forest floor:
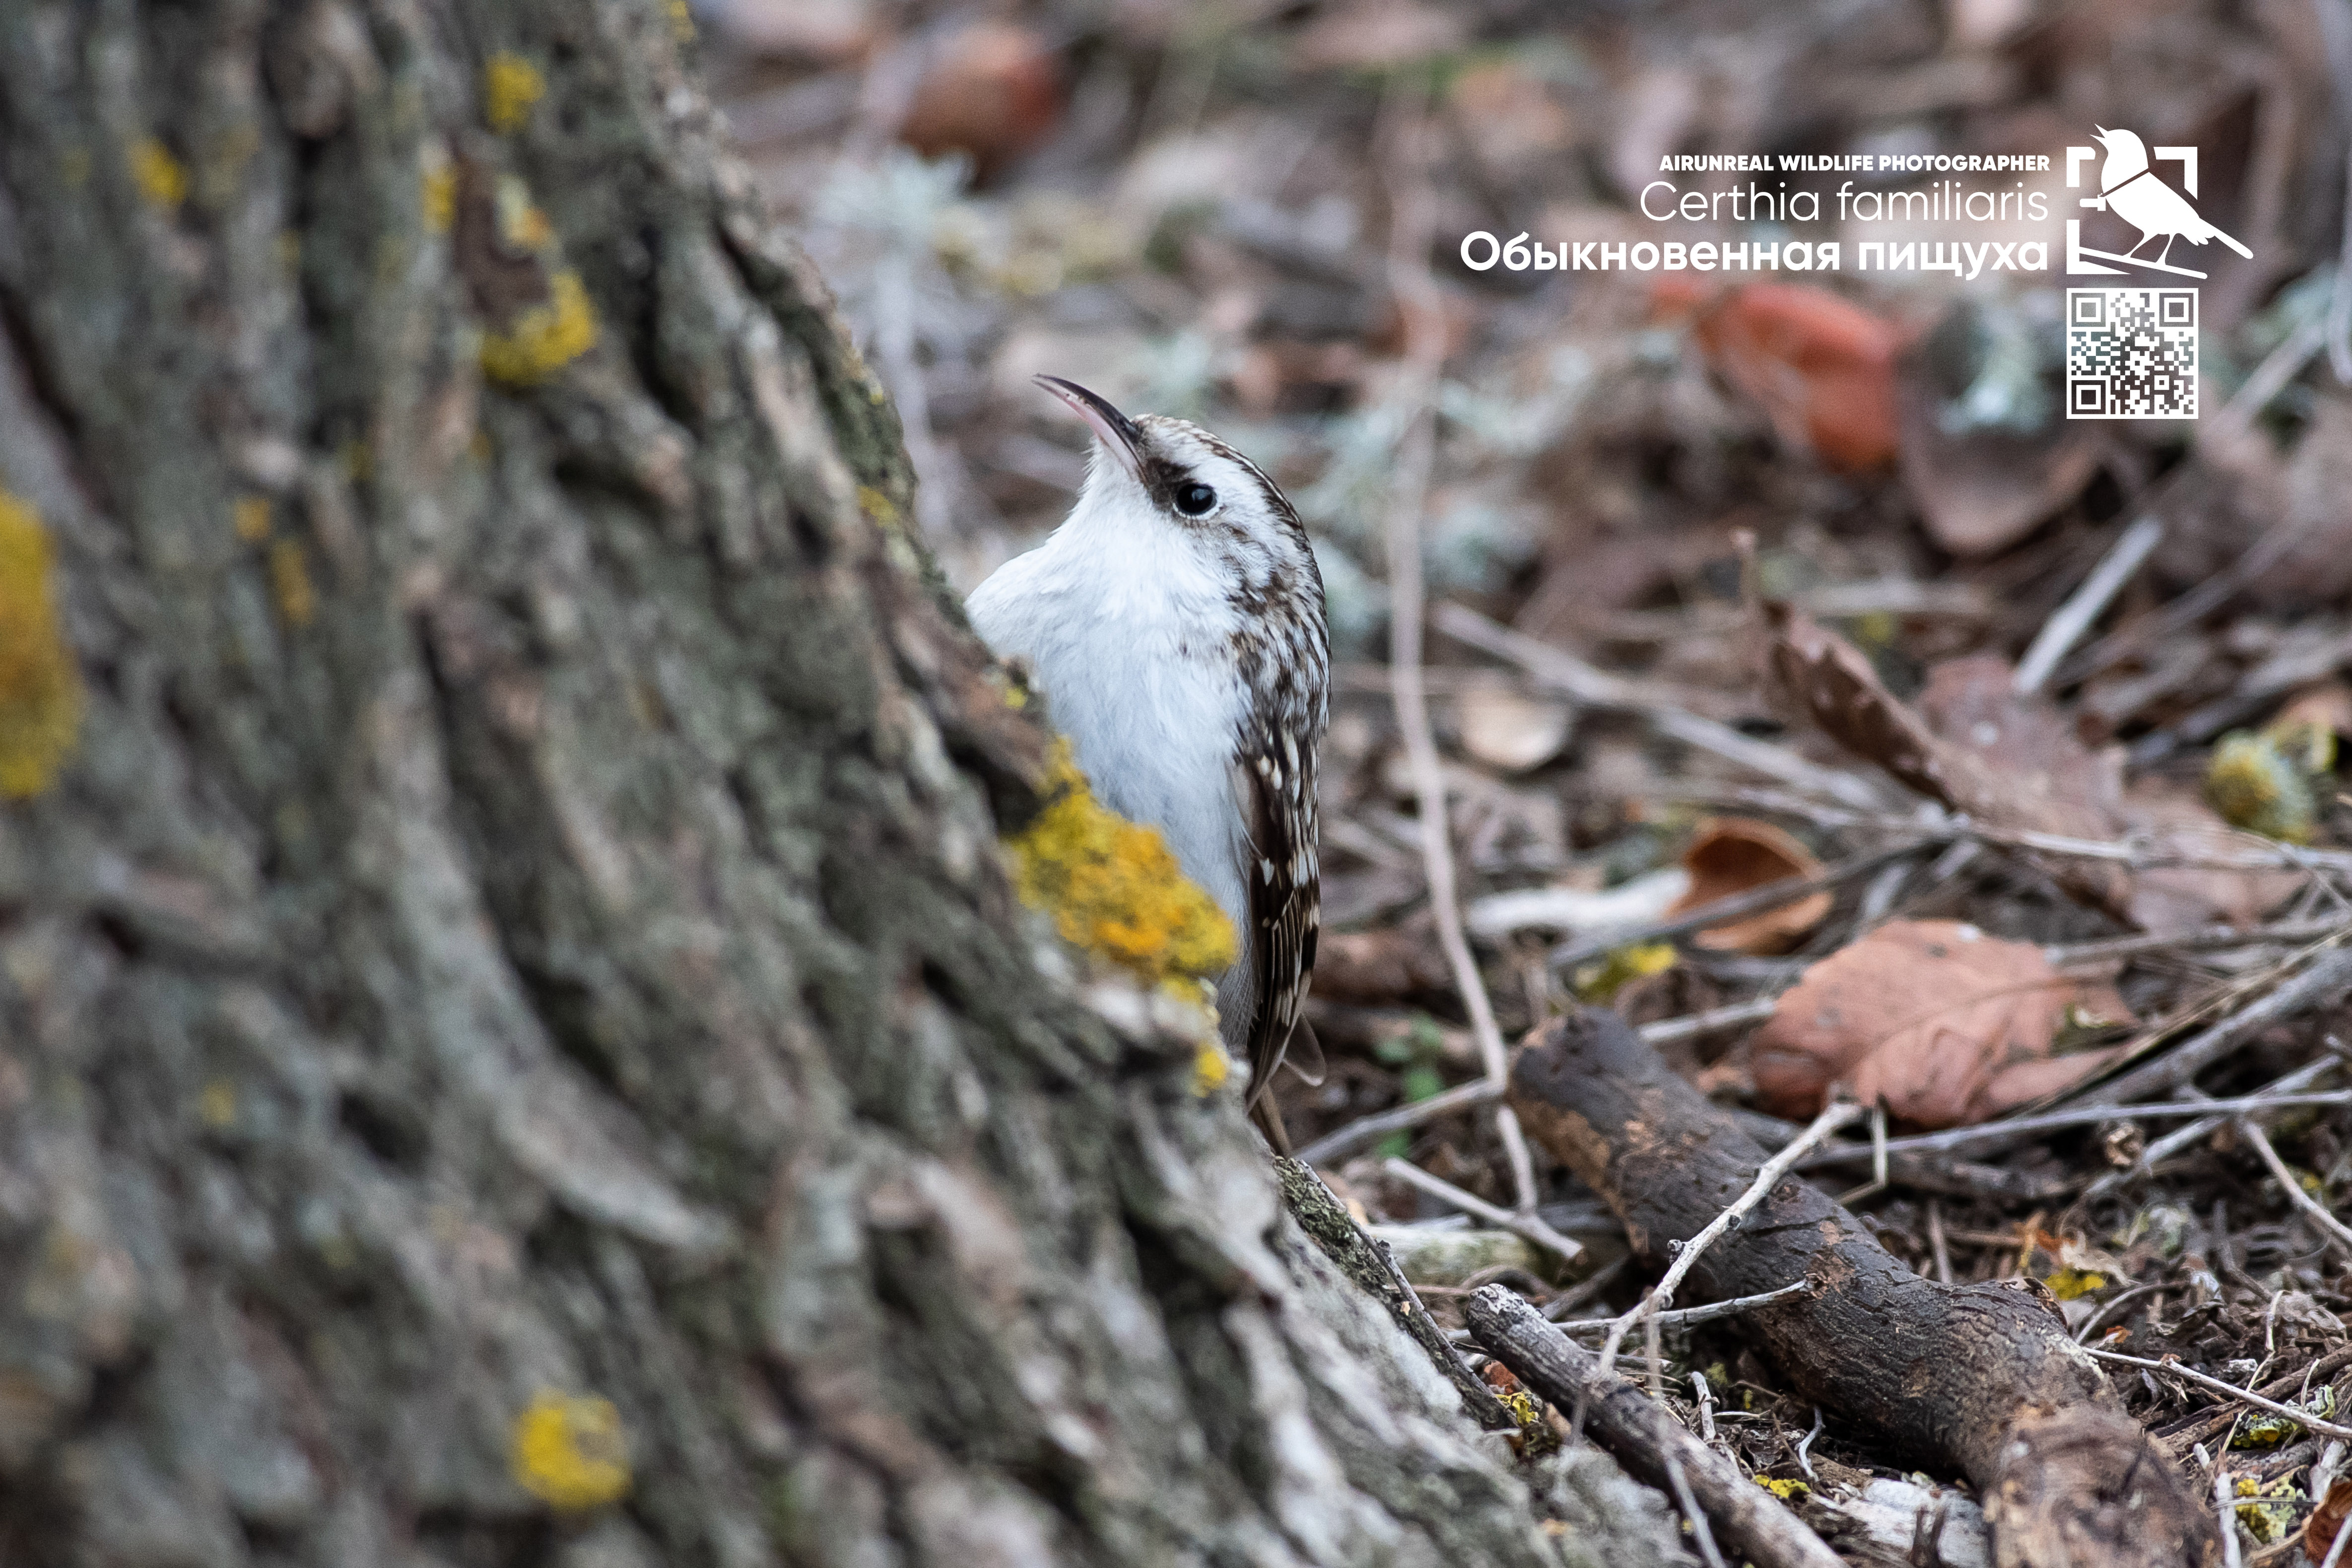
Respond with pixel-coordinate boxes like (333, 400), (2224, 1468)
(705, 0), (2352, 1559)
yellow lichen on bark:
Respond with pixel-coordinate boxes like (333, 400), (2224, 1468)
(480, 271), (599, 387)
(1189, 1041), (1231, 1095)
(483, 53), (547, 135)
(510, 1391), (631, 1510)
(269, 539), (317, 628)
(420, 161), (456, 234)
(233, 494), (271, 542)
(1007, 741), (1235, 984)
(128, 138), (186, 211)
(0, 487), (82, 799)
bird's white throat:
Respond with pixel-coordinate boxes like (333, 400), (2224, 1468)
(966, 475), (1258, 961)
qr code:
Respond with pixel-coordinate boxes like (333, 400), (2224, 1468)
(2067, 288), (2197, 419)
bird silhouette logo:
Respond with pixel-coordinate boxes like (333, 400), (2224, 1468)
(2066, 129), (2251, 278)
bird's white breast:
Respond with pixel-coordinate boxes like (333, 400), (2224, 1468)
(966, 504), (1254, 950)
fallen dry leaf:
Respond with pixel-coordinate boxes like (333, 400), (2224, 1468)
(1456, 682), (1573, 773)
(1761, 622), (2297, 931)
(897, 23), (1064, 179)
(1897, 375), (2102, 556)
(1664, 817), (1830, 954)
(2308, 1477), (2352, 1562)
(1750, 920), (2131, 1126)
(2120, 779), (2302, 930)
(1763, 610), (2134, 920)
(1686, 283), (1902, 472)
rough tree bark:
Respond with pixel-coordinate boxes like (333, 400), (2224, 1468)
(0, 3), (1684, 1564)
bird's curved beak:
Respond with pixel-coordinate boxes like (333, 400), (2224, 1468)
(1036, 376), (1144, 483)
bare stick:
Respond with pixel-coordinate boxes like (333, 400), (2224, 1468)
(2236, 1115), (2352, 1258)
(1468, 1288), (1849, 1568)
(2060, 501), (2320, 688)
(1374, 102), (1542, 1223)
(1792, 1091), (2352, 1168)
(1663, 1446), (1730, 1568)
(2216, 1465), (2244, 1568)
(1433, 602), (1886, 812)
(1544, 1255), (1631, 1320)
(1593, 1101), (1867, 1379)
(1927, 1200), (1953, 1286)
(1553, 1279), (1813, 1334)
(2047, 919), (2351, 967)
(2086, 1349), (2352, 1442)
(2015, 515), (2165, 694)
(1295, 1078), (1499, 1165)
(2209, 308), (2330, 446)
(2072, 942), (2352, 1109)
(1380, 1157), (1585, 1267)
(1638, 996), (1781, 1045)
(2085, 1058), (2341, 1200)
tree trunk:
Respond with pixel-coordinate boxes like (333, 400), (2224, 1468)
(0, 4), (1679, 1563)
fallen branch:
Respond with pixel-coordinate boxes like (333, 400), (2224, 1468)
(1509, 1007), (2218, 1568)
(1591, 1100), (1865, 1387)
(1467, 1287), (1848, 1568)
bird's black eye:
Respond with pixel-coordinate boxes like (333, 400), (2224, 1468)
(1174, 481), (1217, 516)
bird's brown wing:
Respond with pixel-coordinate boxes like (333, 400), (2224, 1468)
(1237, 729), (1320, 1153)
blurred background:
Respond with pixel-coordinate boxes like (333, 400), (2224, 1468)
(689, 0), (2352, 1257)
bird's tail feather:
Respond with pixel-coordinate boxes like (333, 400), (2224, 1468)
(1251, 1093), (1291, 1155)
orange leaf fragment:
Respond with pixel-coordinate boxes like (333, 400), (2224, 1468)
(1689, 283), (1901, 472)
(1663, 817), (1829, 954)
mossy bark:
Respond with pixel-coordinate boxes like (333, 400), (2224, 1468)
(0, 2), (1679, 1563)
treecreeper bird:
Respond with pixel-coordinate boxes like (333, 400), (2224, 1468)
(968, 377), (1329, 1151)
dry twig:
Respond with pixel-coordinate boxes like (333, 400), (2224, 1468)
(2088, 1348), (2352, 1442)
(2014, 515), (2165, 696)
(1379, 1157), (1584, 1266)
(1372, 97), (1547, 1224)
(1435, 601), (1886, 811)
(2234, 1115), (2352, 1258)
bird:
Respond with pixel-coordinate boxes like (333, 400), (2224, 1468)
(2082, 127), (2251, 269)
(967, 377), (1329, 1151)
